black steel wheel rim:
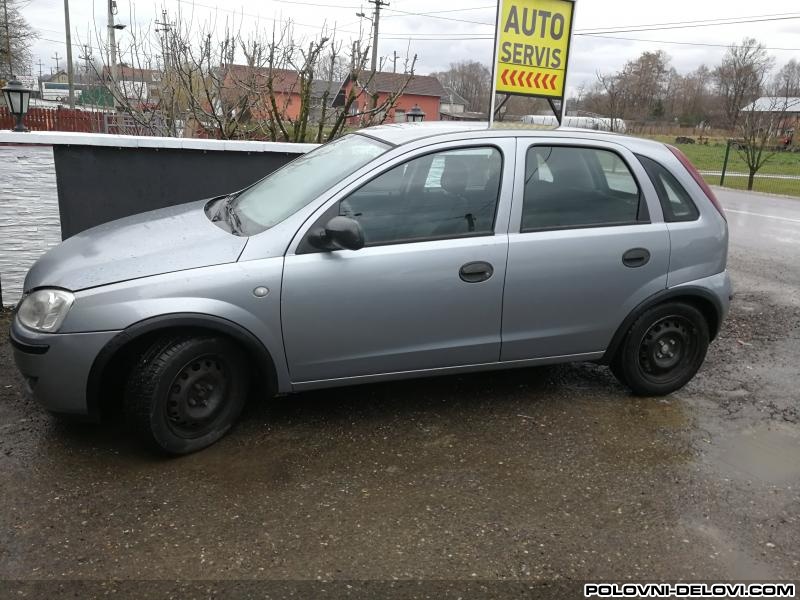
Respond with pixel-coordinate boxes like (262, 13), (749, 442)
(637, 316), (698, 384)
(166, 354), (230, 438)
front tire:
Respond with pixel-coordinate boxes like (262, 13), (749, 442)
(124, 335), (249, 455)
(613, 302), (709, 396)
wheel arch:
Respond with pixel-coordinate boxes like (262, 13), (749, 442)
(86, 313), (279, 420)
(601, 286), (722, 365)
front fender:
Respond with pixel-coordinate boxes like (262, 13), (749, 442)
(63, 259), (290, 394)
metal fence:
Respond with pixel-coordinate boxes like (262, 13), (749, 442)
(709, 140), (798, 197)
(669, 138), (799, 198)
(0, 106), (106, 133)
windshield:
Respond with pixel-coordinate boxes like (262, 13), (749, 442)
(231, 134), (390, 235)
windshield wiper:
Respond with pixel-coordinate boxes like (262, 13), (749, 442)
(208, 193), (243, 234)
(224, 197), (244, 235)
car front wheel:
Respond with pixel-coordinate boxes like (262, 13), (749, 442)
(613, 302), (710, 396)
(124, 335), (249, 454)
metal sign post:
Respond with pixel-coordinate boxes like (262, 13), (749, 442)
(489, 0), (575, 126)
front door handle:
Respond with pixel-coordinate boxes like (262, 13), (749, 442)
(459, 261), (494, 283)
(622, 248), (651, 268)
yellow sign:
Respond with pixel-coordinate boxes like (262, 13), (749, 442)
(494, 0), (574, 98)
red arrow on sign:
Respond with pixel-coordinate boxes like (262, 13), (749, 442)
(501, 69), (509, 85)
(532, 73), (541, 88)
(511, 70), (519, 86)
(549, 74), (557, 90)
(525, 72), (534, 87)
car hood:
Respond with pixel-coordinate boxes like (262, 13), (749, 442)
(25, 199), (247, 292)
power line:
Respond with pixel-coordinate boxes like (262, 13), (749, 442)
(577, 33), (800, 52)
(233, 0), (361, 7)
(41, 29), (797, 54)
(382, 6), (492, 26)
(577, 14), (800, 35)
(576, 11), (800, 32)
(379, 13), (800, 42)
(33, 6), (800, 58)
(383, 5), (495, 18)
(169, 0), (360, 35)
(378, 10), (800, 33)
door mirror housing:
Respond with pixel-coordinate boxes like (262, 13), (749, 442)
(308, 216), (365, 251)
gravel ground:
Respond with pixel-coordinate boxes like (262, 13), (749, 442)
(1, 190), (798, 599)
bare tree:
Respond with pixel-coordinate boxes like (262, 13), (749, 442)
(0, 0), (38, 78)
(736, 91), (792, 191)
(84, 6), (415, 142)
(774, 59), (800, 98)
(619, 50), (672, 120)
(673, 65), (713, 126)
(713, 38), (773, 130)
(594, 71), (626, 131)
(431, 60), (491, 112)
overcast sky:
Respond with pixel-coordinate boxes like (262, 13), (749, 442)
(21, 0), (800, 92)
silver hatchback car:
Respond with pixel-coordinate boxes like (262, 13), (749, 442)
(11, 123), (731, 454)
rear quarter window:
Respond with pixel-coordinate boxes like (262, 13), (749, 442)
(636, 154), (700, 222)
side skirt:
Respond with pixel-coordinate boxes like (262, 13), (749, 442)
(291, 351), (605, 392)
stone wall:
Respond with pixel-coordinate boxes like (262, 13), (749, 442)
(0, 145), (61, 306)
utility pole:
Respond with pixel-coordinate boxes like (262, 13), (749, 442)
(367, 0), (388, 75)
(155, 9), (175, 132)
(78, 44), (92, 75)
(52, 51), (62, 71)
(2, 0), (12, 77)
(155, 9), (173, 68)
(108, 0), (119, 107)
(392, 50), (397, 73)
(63, 0), (75, 108)
(37, 58), (44, 78)
(366, 0), (388, 110)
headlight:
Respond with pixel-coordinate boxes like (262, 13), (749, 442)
(16, 289), (75, 333)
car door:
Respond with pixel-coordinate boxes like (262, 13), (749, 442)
(281, 138), (516, 386)
(501, 139), (670, 362)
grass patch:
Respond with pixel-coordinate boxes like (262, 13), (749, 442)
(636, 134), (800, 197)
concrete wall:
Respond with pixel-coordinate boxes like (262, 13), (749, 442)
(0, 131), (315, 306)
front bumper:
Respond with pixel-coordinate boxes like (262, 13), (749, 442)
(10, 317), (120, 418)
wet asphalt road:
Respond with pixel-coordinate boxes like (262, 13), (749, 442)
(1, 188), (799, 597)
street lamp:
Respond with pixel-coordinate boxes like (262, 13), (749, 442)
(2, 79), (33, 132)
(406, 104), (425, 122)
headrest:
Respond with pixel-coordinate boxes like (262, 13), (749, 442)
(441, 157), (468, 195)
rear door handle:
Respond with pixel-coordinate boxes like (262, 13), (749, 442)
(459, 261), (494, 283)
(622, 248), (651, 268)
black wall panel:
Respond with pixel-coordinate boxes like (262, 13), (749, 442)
(52, 145), (302, 238)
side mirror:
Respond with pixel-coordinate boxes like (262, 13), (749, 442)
(308, 216), (365, 251)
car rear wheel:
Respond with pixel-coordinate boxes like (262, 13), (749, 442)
(613, 302), (709, 396)
(124, 335), (249, 454)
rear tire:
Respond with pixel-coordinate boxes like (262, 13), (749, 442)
(124, 335), (249, 455)
(613, 302), (709, 396)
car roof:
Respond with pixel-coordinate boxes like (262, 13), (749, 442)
(360, 121), (666, 155)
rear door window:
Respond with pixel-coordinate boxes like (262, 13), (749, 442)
(522, 146), (646, 231)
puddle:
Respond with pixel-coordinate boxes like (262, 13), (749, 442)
(681, 520), (776, 580)
(703, 424), (800, 484)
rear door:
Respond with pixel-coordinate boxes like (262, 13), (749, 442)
(501, 139), (670, 361)
(282, 138), (516, 385)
